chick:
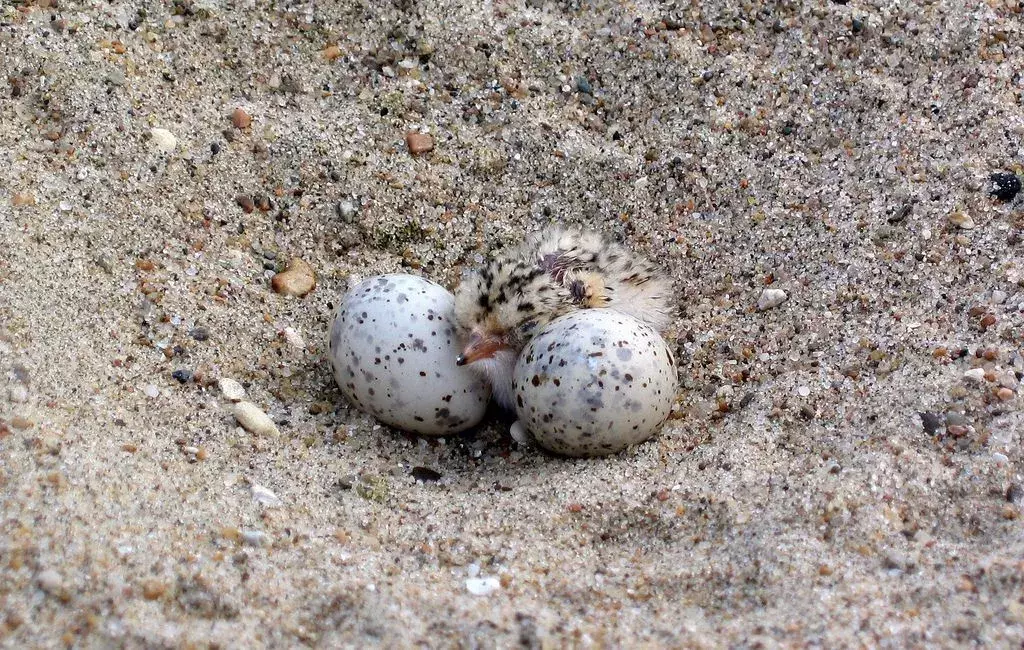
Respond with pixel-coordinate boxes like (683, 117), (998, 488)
(453, 227), (674, 408)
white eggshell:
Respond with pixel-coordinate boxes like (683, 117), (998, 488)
(328, 274), (490, 435)
(513, 309), (676, 457)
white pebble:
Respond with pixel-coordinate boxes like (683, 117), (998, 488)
(992, 290), (1007, 304)
(757, 288), (788, 311)
(9, 385), (28, 403)
(218, 377), (247, 402)
(37, 569), (62, 594)
(465, 577), (500, 596)
(963, 368), (986, 383)
(797, 386), (811, 397)
(143, 384), (160, 398)
(509, 420), (531, 445)
(232, 401), (280, 436)
(282, 326), (305, 350)
(150, 127), (177, 153)
(251, 482), (283, 507)
(241, 530), (267, 547)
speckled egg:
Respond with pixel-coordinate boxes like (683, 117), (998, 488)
(512, 309), (676, 457)
(328, 274), (490, 435)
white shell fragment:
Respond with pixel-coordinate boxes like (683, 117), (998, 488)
(513, 309), (676, 457)
(218, 377), (247, 402)
(465, 577), (501, 596)
(328, 274), (490, 436)
(232, 401), (280, 436)
(150, 127), (177, 153)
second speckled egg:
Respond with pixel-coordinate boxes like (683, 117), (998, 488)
(512, 309), (676, 457)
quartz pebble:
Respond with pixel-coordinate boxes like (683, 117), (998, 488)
(963, 368), (986, 383)
(271, 258), (316, 297)
(37, 570), (63, 594)
(251, 482), (283, 507)
(232, 401), (280, 436)
(948, 211), (974, 230)
(241, 530), (268, 547)
(231, 107), (252, 129)
(9, 385), (28, 403)
(757, 288), (788, 311)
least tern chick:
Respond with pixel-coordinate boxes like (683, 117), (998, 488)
(453, 227), (674, 408)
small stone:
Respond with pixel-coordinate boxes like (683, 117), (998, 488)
(411, 466), (442, 482)
(281, 326), (305, 350)
(405, 131), (434, 155)
(231, 108), (252, 129)
(190, 326), (210, 341)
(241, 530), (267, 547)
(757, 288), (788, 311)
(947, 424), (968, 437)
(150, 128), (177, 153)
(465, 577), (500, 596)
(980, 314), (997, 329)
(141, 579), (167, 600)
(37, 570), (62, 594)
(11, 416), (33, 430)
(9, 385), (29, 403)
(796, 386), (810, 397)
(963, 368), (986, 383)
(171, 369), (192, 384)
(990, 172), (1021, 202)
(218, 378), (247, 402)
(251, 482), (282, 507)
(509, 420), (531, 445)
(232, 401), (280, 436)
(575, 75), (593, 94)
(997, 387), (1015, 401)
(323, 44), (342, 61)
(948, 211), (974, 230)
(992, 290), (1007, 304)
(919, 412), (943, 434)
(236, 194), (255, 213)
(271, 258), (316, 297)
(12, 193), (36, 207)
(336, 199), (358, 222)
(143, 384), (159, 398)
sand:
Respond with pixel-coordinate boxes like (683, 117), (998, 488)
(2, 0), (1023, 646)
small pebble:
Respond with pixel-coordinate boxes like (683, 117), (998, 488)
(251, 482), (283, 507)
(218, 377), (247, 402)
(231, 107), (252, 129)
(465, 577), (500, 596)
(232, 401), (280, 436)
(171, 369), (192, 384)
(947, 211), (974, 230)
(997, 387), (1015, 401)
(281, 326), (305, 350)
(990, 172), (1021, 202)
(271, 258), (316, 297)
(963, 368), (986, 383)
(336, 199), (358, 222)
(9, 385), (29, 403)
(241, 530), (267, 547)
(37, 570), (62, 594)
(12, 193), (35, 207)
(150, 128), (177, 153)
(757, 288), (788, 311)
(236, 194), (255, 213)
(411, 466), (442, 482)
(405, 131), (434, 155)
(11, 416), (33, 430)
(992, 290), (1007, 304)
(190, 326), (210, 341)
(919, 412), (942, 434)
(143, 384), (160, 398)
(797, 386), (810, 397)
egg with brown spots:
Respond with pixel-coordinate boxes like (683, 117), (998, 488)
(329, 274), (490, 435)
(512, 309), (676, 457)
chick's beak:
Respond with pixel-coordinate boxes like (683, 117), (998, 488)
(456, 330), (505, 366)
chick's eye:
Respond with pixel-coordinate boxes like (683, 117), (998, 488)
(518, 319), (538, 334)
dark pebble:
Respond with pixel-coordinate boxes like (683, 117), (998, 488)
(190, 327), (210, 341)
(575, 76), (593, 95)
(412, 466), (442, 482)
(172, 369), (193, 384)
(210, 142), (221, 155)
(1007, 484), (1022, 503)
(919, 411), (943, 434)
(989, 172), (1021, 202)
(236, 195), (255, 213)
(254, 194), (271, 212)
(851, 18), (864, 33)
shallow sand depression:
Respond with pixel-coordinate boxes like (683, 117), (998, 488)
(2, 0), (1023, 646)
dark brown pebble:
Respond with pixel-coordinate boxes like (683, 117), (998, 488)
(236, 195), (254, 213)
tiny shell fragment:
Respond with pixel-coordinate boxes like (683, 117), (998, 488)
(218, 377), (247, 402)
(150, 128), (177, 153)
(232, 401), (280, 436)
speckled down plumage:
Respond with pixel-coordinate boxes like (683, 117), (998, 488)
(512, 309), (676, 457)
(328, 274), (490, 435)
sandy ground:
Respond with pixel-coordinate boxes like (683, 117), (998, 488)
(3, 0), (1024, 647)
